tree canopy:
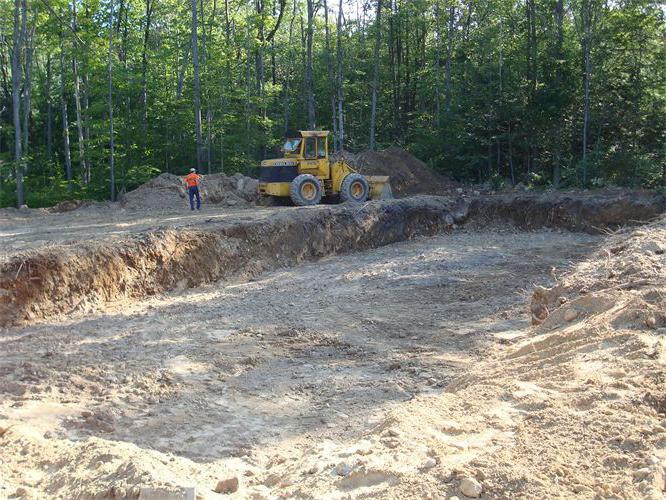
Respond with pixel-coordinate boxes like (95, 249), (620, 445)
(1, 0), (664, 207)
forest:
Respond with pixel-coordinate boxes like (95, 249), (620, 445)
(0, 0), (664, 208)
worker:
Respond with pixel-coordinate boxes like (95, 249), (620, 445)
(183, 168), (202, 210)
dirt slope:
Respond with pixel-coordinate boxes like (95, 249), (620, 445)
(469, 188), (666, 233)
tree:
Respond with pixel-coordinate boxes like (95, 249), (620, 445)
(368, 0), (382, 150)
(11, 0), (25, 206)
(191, 0), (202, 170)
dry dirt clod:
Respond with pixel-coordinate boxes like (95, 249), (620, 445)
(460, 477), (483, 498)
(214, 477), (239, 494)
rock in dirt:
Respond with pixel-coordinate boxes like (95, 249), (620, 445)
(14, 487), (28, 498)
(214, 477), (239, 494)
(421, 458), (437, 470)
(564, 308), (578, 322)
(460, 477), (483, 498)
(333, 462), (354, 477)
(2, 381), (27, 396)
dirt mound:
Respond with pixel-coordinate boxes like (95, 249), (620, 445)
(408, 216), (666, 498)
(120, 172), (259, 210)
(334, 146), (458, 197)
(469, 188), (666, 233)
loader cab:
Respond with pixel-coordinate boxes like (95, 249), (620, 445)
(298, 131), (330, 179)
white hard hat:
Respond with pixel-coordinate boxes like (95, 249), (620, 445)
(190, 168), (196, 172)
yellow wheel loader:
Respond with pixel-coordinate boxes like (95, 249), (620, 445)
(258, 131), (392, 206)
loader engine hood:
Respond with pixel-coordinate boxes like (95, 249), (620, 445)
(259, 158), (299, 183)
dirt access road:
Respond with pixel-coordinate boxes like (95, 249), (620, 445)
(0, 227), (602, 498)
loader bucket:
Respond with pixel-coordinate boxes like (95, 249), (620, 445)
(366, 176), (393, 200)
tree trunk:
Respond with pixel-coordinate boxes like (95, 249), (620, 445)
(59, 33), (72, 188)
(108, 0), (116, 201)
(445, 6), (454, 111)
(140, 0), (153, 149)
(70, 0), (87, 184)
(176, 42), (190, 100)
(324, 0), (338, 151)
(305, 0), (316, 128)
(46, 53), (53, 162)
(22, 17), (34, 160)
(433, 1), (441, 126)
(191, 0), (202, 170)
(581, 0), (593, 187)
(552, 0), (564, 187)
(283, 0), (297, 135)
(369, 0), (382, 150)
(337, 0), (346, 149)
(11, 0), (24, 206)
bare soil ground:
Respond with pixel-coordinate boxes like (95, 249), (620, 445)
(1, 194), (665, 499)
(1, 228), (603, 499)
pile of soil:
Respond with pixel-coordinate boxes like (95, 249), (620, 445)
(120, 172), (259, 210)
(334, 146), (458, 197)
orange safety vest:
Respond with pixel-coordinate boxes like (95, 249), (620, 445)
(184, 173), (201, 187)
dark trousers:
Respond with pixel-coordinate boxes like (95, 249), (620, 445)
(188, 186), (201, 210)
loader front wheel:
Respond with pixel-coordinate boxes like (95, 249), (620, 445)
(290, 174), (323, 206)
(340, 173), (370, 203)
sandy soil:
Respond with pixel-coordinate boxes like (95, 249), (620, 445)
(0, 206), (285, 258)
(0, 228), (606, 499)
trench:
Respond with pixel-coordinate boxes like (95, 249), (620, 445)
(1, 191), (664, 327)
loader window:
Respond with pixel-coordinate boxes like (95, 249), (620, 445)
(283, 138), (301, 154)
(304, 137), (316, 159)
(317, 138), (327, 158)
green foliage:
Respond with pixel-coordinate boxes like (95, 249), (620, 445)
(0, 0), (664, 207)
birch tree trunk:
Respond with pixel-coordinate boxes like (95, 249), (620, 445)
(369, 0), (382, 150)
(191, 0), (203, 170)
(11, 0), (24, 206)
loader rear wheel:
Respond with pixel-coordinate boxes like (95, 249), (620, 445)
(290, 174), (323, 206)
(340, 173), (370, 203)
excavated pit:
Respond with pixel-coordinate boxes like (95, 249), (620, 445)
(1, 190), (664, 328)
(0, 197), (467, 327)
(2, 188), (666, 499)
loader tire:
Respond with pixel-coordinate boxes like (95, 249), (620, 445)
(290, 174), (323, 206)
(340, 173), (370, 203)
